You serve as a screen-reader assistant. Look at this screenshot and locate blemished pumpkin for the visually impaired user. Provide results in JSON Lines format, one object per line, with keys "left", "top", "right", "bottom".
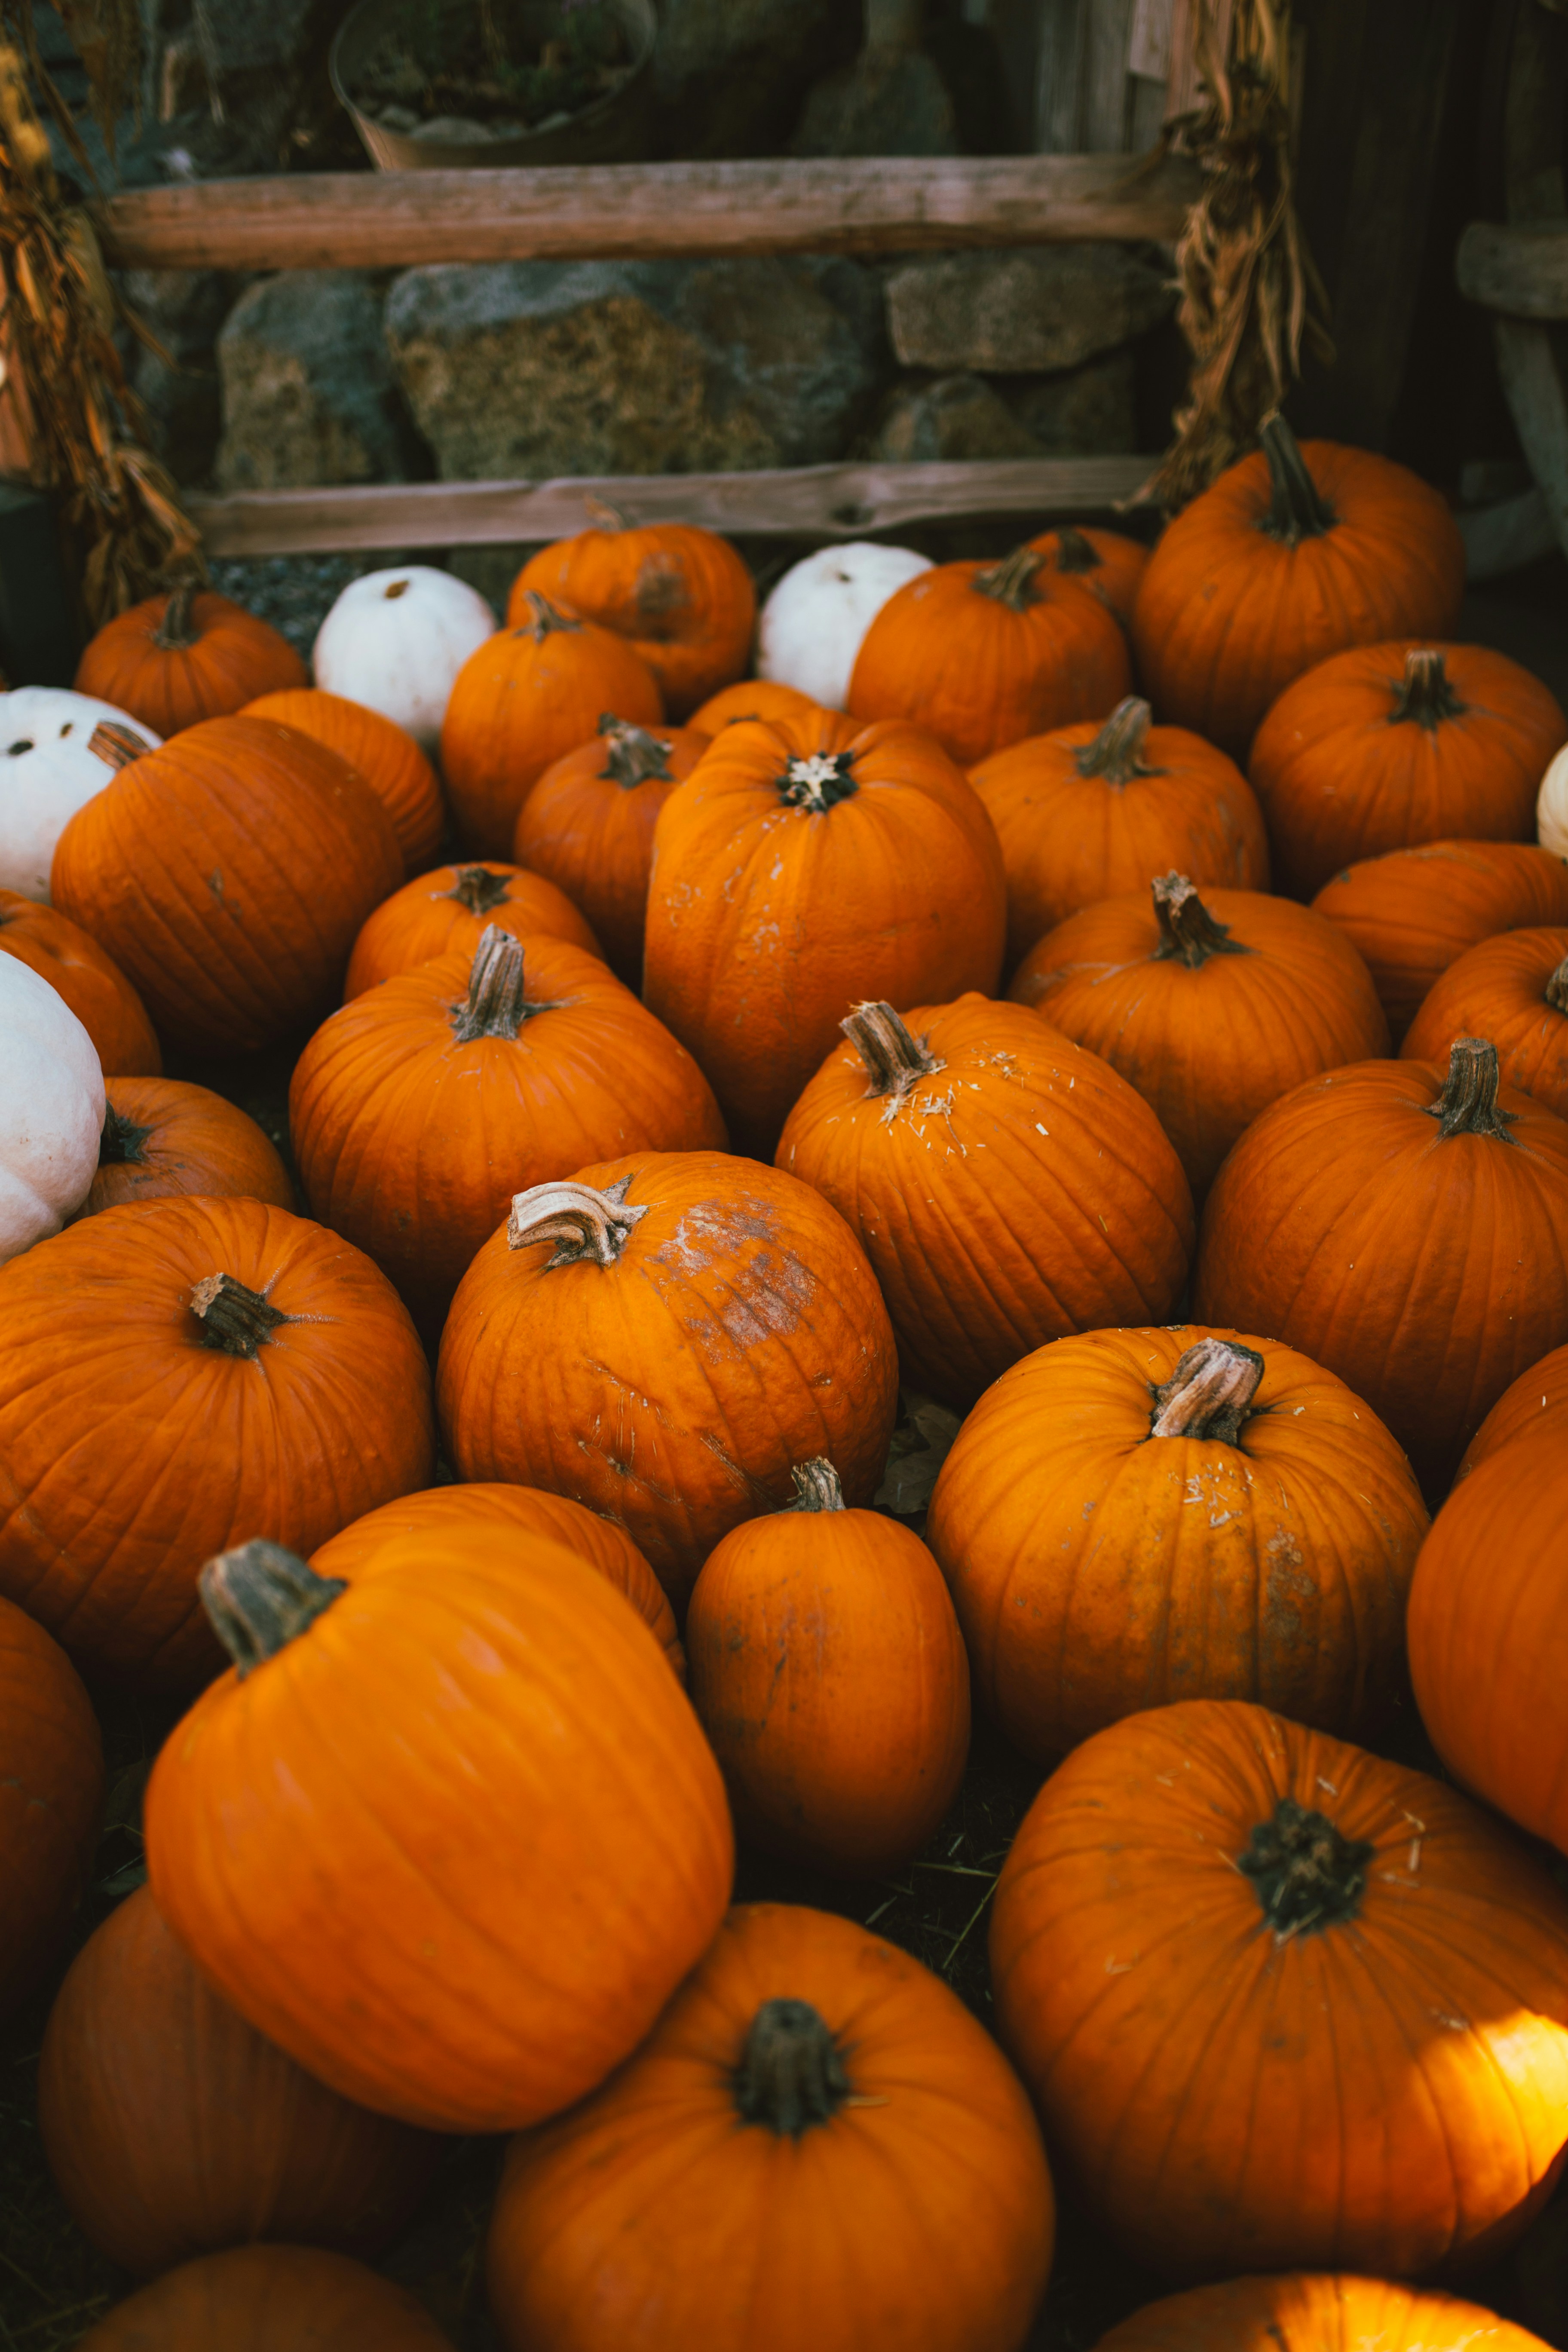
{"left": 241, "top": 687, "right": 445, "bottom": 874}
{"left": 848, "top": 541, "right": 1132, "bottom": 768}
{"left": 441, "top": 592, "right": 663, "bottom": 856}
{"left": 77, "top": 2246, "right": 456, "bottom": 2352}
{"left": 1249, "top": 641, "right": 1566, "bottom": 900}
{"left": 1401, "top": 926, "right": 1568, "bottom": 1118}
{"left": 1194, "top": 1037, "right": 1568, "bottom": 1492}
{"left": 0, "top": 686, "right": 159, "bottom": 901}
{"left": 925, "top": 1328, "right": 1427, "bottom": 1761}
{"left": 642, "top": 709, "right": 1008, "bottom": 1158}
{"left": 38, "top": 1885, "right": 443, "bottom": 2277}
{"left": 1457, "top": 1340, "right": 1568, "bottom": 1478}
{"left": 343, "top": 859, "right": 600, "bottom": 998}
{"left": 1131, "top": 416, "right": 1466, "bottom": 760}
{"left": 291, "top": 925, "right": 726, "bottom": 1335}
{"left": 971, "top": 698, "right": 1270, "bottom": 968}
{"left": 512, "top": 517, "right": 755, "bottom": 720}
{"left": 487, "top": 1903, "right": 1054, "bottom": 2352}
{"left": 776, "top": 998, "right": 1194, "bottom": 1408}
{"left": 438, "top": 1152, "right": 900, "bottom": 1609}
{"left": 1026, "top": 524, "right": 1148, "bottom": 630}
{"left": 1009, "top": 874, "right": 1389, "bottom": 1198}
{"left": 83, "top": 1077, "right": 294, "bottom": 1217}
{"left": 50, "top": 716, "right": 404, "bottom": 1056}
{"left": 685, "top": 1461, "right": 969, "bottom": 1875}
{"left": 0, "top": 956, "right": 105, "bottom": 1265}
{"left": 687, "top": 677, "right": 818, "bottom": 735}
{"left": 311, "top": 565, "right": 496, "bottom": 754}
{"left": 990, "top": 1700, "right": 1568, "bottom": 2279}
{"left": 1094, "top": 2274, "right": 1553, "bottom": 2352}
{"left": 0, "top": 888, "right": 159, "bottom": 1076}
{"left": 0, "top": 1595, "right": 103, "bottom": 2021}
{"left": 144, "top": 1528, "right": 733, "bottom": 2132}
{"left": 75, "top": 583, "right": 306, "bottom": 736}
{"left": 756, "top": 542, "right": 933, "bottom": 712}
{"left": 0, "top": 1196, "right": 434, "bottom": 1689}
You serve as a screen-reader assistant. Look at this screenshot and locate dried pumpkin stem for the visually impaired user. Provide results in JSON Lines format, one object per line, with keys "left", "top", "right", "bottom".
{"left": 446, "top": 865, "right": 512, "bottom": 917}
{"left": 98, "top": 1104, "right": 150, "bottom": 1167}
{"left": 450, "top": 924, "right": 557, "bottom": 1041}
{"left": 789, "top": 1459, "right": 846, "bottom": 1513}
{"left": 841, "top": 1000, "right": 944, "bottom": 1099}
{"left": 599, "top": 714, "right": 674, "bottom": 788}
{"left": 189, "top": 1272, "right": 288, "bottom": 1357}
{"left": 780, "top": 750, "right": 858, "bottom": 812}
{"left": 1258, "top": 413, "right": 1335, "bottom": 546}
{"left": 1149, "top": 1337, "right": 1265, "bottom": 1444}
{"left": 199, "top": 1540, "right": 347, "bottom": 1679}
{"left": 1425, "top": 1037, "right": 1516, "bottom": 1143}
{"left": 735, "top": 1998, "right": 851, "bottom": 2137}
{"left": 1547, "top": 956, "right": 1568, "bottom": 1015}
{"left": 508, "top": 1172, "right": 648, "bottom": 1267}
{"left": 973, "top": 544, "right": 1042, "bottom": 612}
{"left": 88, "top": 720, "right": 145, "bottom": 772}
{"left": 1047, "top": 525, "right": 1101, "bottom": 576}
{"left": 513, "top": 591, "right": 581, "bottom": 643}
{"left": 583, "top": 493, "right": 629, "bottom": 531}
{"left": 150, "top": 579, "right": 199, "bottom": 650}
{"left": 1075, "top": 698, "right": 1158, "bottom": 787}
{"left": 1237, "top": 1796, "right": 1373, "bottom": 1940}
{"left": 1389, "top": 649, "right": 1466, "bottom": 731}
{"left": 1151, "top": 873, "right": 1251, "bottom": 968}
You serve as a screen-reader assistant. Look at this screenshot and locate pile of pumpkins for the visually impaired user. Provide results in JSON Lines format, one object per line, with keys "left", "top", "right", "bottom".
{"left": 5, "top": 414, "right": 1568, "bottom": 2352}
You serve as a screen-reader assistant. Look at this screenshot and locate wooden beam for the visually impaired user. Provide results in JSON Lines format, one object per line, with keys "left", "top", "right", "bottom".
{"left": 1458, "top": 220, "right": 1568, "bottom": 319}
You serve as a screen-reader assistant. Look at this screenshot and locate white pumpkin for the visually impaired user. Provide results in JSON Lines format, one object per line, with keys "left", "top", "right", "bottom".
{"left": 312, "top": 565, "right": 496, "bottom": 751}
{"left": 756, "top": 541, "right": 934, "bottom": 710}
{"left": 0, "top": 688, "right": 161, "bottom": 902}
{"left": 0, "top": 959, "right": 105, "bottom": 1263}
{"left": 1538, "top": 742, "right": 1568, "bottom": 860}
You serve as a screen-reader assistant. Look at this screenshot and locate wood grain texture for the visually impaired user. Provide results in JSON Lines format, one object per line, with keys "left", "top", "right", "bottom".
{"left": 1461, "top": 221, "right": 1568, "bottom": 319}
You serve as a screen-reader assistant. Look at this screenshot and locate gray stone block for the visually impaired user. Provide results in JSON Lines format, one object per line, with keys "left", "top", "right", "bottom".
{"left": 216, "top": 270, "right": 421, "bottom": 490}
{"left": 885, "top": 244, "right": 1176, "bottom": 374}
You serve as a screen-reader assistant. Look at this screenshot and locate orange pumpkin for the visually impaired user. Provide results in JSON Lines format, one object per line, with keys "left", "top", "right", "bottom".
{"left": 1249, "top": 641, "right": 1566, "bottom": 900}
{"left": 487, "top": 1902, "right": 1054, "bottom": 2352}
{"left": 0, "top": 1594, "right": 102, "bottom": 2019}
{"left": 0, "top": 887, "right": 160, "bottom": 1075}
{"left": 440, "top": 593, "right": 663, "bottom": 856}
{"left": 242, "top": 687, "right": 445, "bottom": 874}
{"left": 971, "top": 698, "right": 1270, "bottom": 968}
{"left": 1027, "top": 522, "right": 1148, "bottom": 629}
{"left": 642, "top": 710, "right": 1007, "bottom": 1159}
{"left": 777, "top": 998, "right": 1194, "bottom": 1407}
{"left": 75, "top": 583, "right": 306, "bottom": 736}
{"left": 1131, "top": 418, "right": 1466, "bottom": 760}
{"left": 1010, "top": 874, "right": 1389, "bottom": 1198}
{"left": 688, "top": 677, "right": 818, "bottom": 735}
{"left": 84, "top": 1075, "right": 294, "bottom": 1216}
{"left": 848, "top": 542, "right": 1132, "bottom": 767}
{"left": 1096, "top": 2275, "right": 1552, "bottom": 2352}
{"left": 1457, "top": 1340, "right": 1568, "bottom": 1478}
{"left": 1401, "top": 926, "right": 1568, "bottom": 1118}
{"left": 77, "top": 2246, "right": 455, "bottom": 2352}
{"left": 343, "top": 859, "right": 601, "bottom": 999}
{"left": 511, "top": 517, "right": 756, "bottom": 720}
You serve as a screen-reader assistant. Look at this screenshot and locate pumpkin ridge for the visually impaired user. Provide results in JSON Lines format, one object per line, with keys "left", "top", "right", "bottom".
{"left": 734, "top": 1997, "right": 851, "bottom": 2136}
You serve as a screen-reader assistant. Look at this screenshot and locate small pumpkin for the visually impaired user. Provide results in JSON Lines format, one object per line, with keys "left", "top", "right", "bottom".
{"left": 1095, "top": 2275, "right": 1552, "bottom": 2352}
{"left": 0, "top": 957, "right": 104, "bottom": 1264}
{"left": 0, "top": 1594, "right": 103, "bottom": 2020}
{"left": 1131, "top": 416, "right": 1466, "bottom": 759}
{"left": 77, "top": 2246, "right": 456, "bottom": 2352}
{"left": 1457, "top": 1341, "right": 1568, "bottom": 1478}
{"left": 75, "top": 582, "right": 306, "bottom": 736}
{"left": 242, "top": 687, "right": 445, "bottom": 874}
{"left": 487, "top": 1902, "right": 1054, "bottom": 2352}
{"left": 512, "top": 515, "right": 755, "bottom": 720}
{"left": 83, "top": 1077, "right": 293, "bottom": 1217}
{"left": 1401, "top": 926, "right": 1568, "bottom": 1118}
{"left": 756, "top": 542, "right": 933, "bottom": 711}
{"left": 343, "top": 858, "right": 600, "bottom": 999}
{"left": 1027, "top": 523, "right": 1148, "bottom": 629}
{"left": 688, "top": 677, "right": 818, "bottom": 735}
{"left": 0, "top": 687, "right": 160, "bottom": 900}
{"left": 312, "top": 564, "right": 496, "bottom": 753}
{"left": 0, "top": 889, "right": 160, "bottom": 1076}
{"left": 971, "top": 697, "right": 1270, "bottom": 968}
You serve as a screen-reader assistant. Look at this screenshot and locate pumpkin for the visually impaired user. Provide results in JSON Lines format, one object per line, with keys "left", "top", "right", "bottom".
{"left": 512, "top": 714, "right": 710, "bottom": 987}
{"left": 776, "top": 998, "right": 1194, "bottom": 1408}
{"left": 642, "top": 710, "right": 1007, "bottom": 1158}
{"left": 75, "top": 583, "right": 306, "bottom": 736}
{"left": 1131, "top": 416, "right": 1466, "bottom": 760}
{"left": 0, "top": 1594, "right": 103, "bottom": 2019}
{"left": 1249, "top": 642, "right": 1566, "bottom": 900}
{"left": 1194, "top": 1038, "right": 1568, "bottom": 1492}
{"left": 50, "top": 716, "right": 403, "bottom": 1056}
{"left": 438, "top": 1151, "right": 900, "bottom": 1609}
{"left": 991, "top": 1698, "right": 1568, "bottom": 2279}
{"left": 848, "top": 542, "right": 1132, "bottom": 768}
{"left": 38, "top": 1884, "right": 442, "bottom": 2277}
{"left": 1457, "top": 1341, "right": 1568, "bottom": 1478}
{"left": 343, "top": 858, "right": 600, "bottom": 999}
{"left": 971, "top": 698, "right": 1270, "bottom": 968}
{"left": 0, "top": 888, "right": 160, "bottom": 1076}
{"left": 291, "top": 925, "right": 727, "bottom": 1336}
{"left": 1009, "top": 874, "right": 1389, "bottom": 1198}
{"left": 144, "top": 1527, "right": 733, "bottom": 2132}
{"left": 1026, "top": 523, "right": 1148, "bottom": 630}
{"left": 312, "top": 564, "right": 496, "bottom": 753}
{"left": 1311, "top": 840, "right": 1568, "bottom": 1044}
{"left": 77, "top": 2246, "right": 455, "bottom": 2352}
{"left": 83, "top": 1076, "right": 294, "bottom": 1216}
{"left": 1401, "top": 927, "right": 1568, "bottom": 1118}
{"left": 0, "top": 957, "right": 104, "bottom": 1263}
{"left": 926, "top": 1328, "right": 1426, "bottom": 1762}
{"left": 688, "top": 677, "right": 819, "bottom": 735}
{"left": 1094, "top": 2274, "right": 1552, "bottom": 2352}
{"left": 0, "top": 1195, "right": 434, "bottom": 1688}
{"left": 512, "top": 515, "right": 755, "bottom": 720}
{"left": 0, "top": 686, "right": 160, "bottom": 900}
{"left": 487, "top": 1902, "right": 1054, "bottom": 2352}
{"left": 756, "top": 542, "right": 933, "bottom": 711}
{"left": 242, "top": 687, "right": 444, "bottom": 873}
{"left": 686, "top": 1461, "right": 969, "bottom": 1875}
{"left": 1540, "top": 739, "right": 1568, "bottom": 858}
{"left": 441, "top": 593, "right": 664, "bottom": 856}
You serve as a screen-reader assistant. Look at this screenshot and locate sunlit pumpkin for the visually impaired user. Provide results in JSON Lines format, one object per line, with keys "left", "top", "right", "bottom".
{"left": 242, "top": 686, "right": 445, "bottom": 874}
{"left": 75, "top": 583, "right": 306, "bottom": 736}
{"left": 1401, "top": 926, "right": 1568, "bottom": 1119}
{"left": 0, "top": 888, "right": 159, "bottom": 1077}
{"left": 1096, "top": 2274, "right": 1552, "bottom": 2352}
{"left": 512, "top": 515, "right": 755, "bottom": 720}
{"left": 343, "top": 858, "right": 600, "bottom": 999}
{"left": 82, "top": 1076, "right": 293, "bottom": 1217}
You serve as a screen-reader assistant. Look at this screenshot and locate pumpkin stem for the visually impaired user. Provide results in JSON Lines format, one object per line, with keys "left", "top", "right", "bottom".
{"left": 1151, "top": 872, "right": 1252, "bottom": 968}
{"left": 1389, "top": 649, "right": 1466, "bottom": 731}
{"left": 445, "top": 865, "right": 513, "bottom": 917}
{"left": 88, "top": 720, "right": 146, "bottom": 772}
{"left": 789, "top": 1459, "right": 846, "bottom": 1512}
{"left": 450, "top": 924, "right": 560, "bottom": 1041}
{"left": 508, "top": 1171, "right": 648, "bottom": 1267}
{"left": 1425, "top": 1036, "right": 1517, "bottom": 1142}
{"left": 583, "top": 493, "right": 629, "bottom": 531}
{"left": 1257, "top": 413, "right": 1335, "bottom": 546}
{"left": 199, "top": 1539, "right": 347, "bottom": 1680}
{"left": 1238, "top": 1796, "right": 1373, "bottom": 1940}
{"left": 599, "top": 713, "right": 674, "bottom": 788}
{"left": 98, "top": 1103, "right": 150, "bottom": 1167}
{"left": 151, "top": 579, "right": 200, "bottom": 651}
{"left": 1047, "top": 525, "right": 1100, "bottom": 576}
{"left": 735, "top": 1998, "right": 851, "bottom": 2137}
{"left": 189, "top": 1272, "right": 289, "bottom": 1357}
{"left": 780, "top": 750, "right": 858, "bottom": 812}
{"left": 1547, "top": 955, "right": 1568, "bottom": 1014}
{"left": 513, "top": 591, "right": 581, "bottom": 643}
{"left": 1149, "top": 1337, "right": 1265, "bottom": 1443}
{"left": 841, "top": 1000, "right": 945, "bottom": 1099}
{"left": 1075, "top": 697, "right": 1158, "bottom": 786}
{"left": 973, "top": 544, "right": 1042, "bottom": 612}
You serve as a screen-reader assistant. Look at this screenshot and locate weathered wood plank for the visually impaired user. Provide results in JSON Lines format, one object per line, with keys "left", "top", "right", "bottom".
{"left": 1458, "top": 220, "right": 1568, "bottom": 320}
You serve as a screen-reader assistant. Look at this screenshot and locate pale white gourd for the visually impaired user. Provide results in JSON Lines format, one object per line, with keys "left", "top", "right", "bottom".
{"left": 0, "top": 689, "right": 161, "bottom": 902}
{"left": 312, "top": 566, "right": 496, "bottom": 751}
{"left": 0, "top": 959, "right": 105, "bottom": 1262}
{"left": 1538, "top": 743, "right": 1568, "bottom": 860}
{"left": 757, "top": 542, "right": 933, "bottom": 711}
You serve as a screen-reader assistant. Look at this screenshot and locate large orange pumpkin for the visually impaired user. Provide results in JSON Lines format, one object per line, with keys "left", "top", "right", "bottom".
{"left": 84, "top": 1076, "right": 293, "bottom": 1216}
{"left": 1131, "top": 418, "right": 1466, "bottom": 760}
{"left": 0, "top": 889, "right": 161, "bottom": 1075}
{"left": 487, "top": 1902, "right": 1054, "bottom": 2352}
{"left": 642, "top": 709, "right": 1007, "bottom": 1158}
{"left": 242, "top": 687, "right": 445, "bottom": 874}
{"left": 75, "top": 583, "right": 306, "bottom": 736}
{"left": 1027, "top": 523, "right": 1148, "bottom": 630}
{"left": 1249, "top": 641, "right": 1566, "bottom": 900}
{"left": 991, "top": 1699, "right": 1568, "bottom": 2279}
{"left": 1010, "top": 874, "right": 1389, "bottom": 1197}
{"left": 1095, "top": 2275, "right": 1552, "bottom": 2352}
{"left": 688, "top": 677, "right": 817, "bottom": 735}
{"left": 970, "top": 698, "right": 1270, "bottom": 968}
{"left": 0, "top": 1594, "right": 103, "bottom": 2019}
{"left": 438, "top": 1151, "right": 900, "bottom": 1609}
{"left": 0, "top": 1196, "right": 434, "bottom": 1688}
{"left": 1401, "top": 926, "right": 1568, "bottom": 1118}
{"left": 343, "top": 858, "right": 600, "bottom": 998}
{"left": 144, "top": 1525, "right": 733, "bottom": 2132}
{"left": 77, "top": 2246, "right": 455, "bottom": 2352}
{"left": 926, "top": 1328, "right": 1426, "bottom": 1761}
{"left": 511, "top": 517, "right": 756, "bottom": 720}
{"left": 1457, "top": 1340, "right": 1568, "bottom": 1478}
{"left": 776, "top": 998, "right": 1194, "bottom": 1407}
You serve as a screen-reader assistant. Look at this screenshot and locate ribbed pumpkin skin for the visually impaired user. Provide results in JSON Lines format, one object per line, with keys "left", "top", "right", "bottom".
{"left": 242, "top": 688, "right": 445, "bottom": 874}
{"left": 688, "top": 678, "right": 816, "bottom": 735}
{"left": 77, "top": 2246, "right": 455, "bottom": 2352}
{"left": 642, "top": 711, "right": 1007, "bottom": 1158}
{"left": 1402, "top": 927, "right": 1568, "bottom": 1117}
{"left": 50, "top": 717, "right": 404, "bottom": 1056}
{"left": 75, "top": 591, "right": 306, "bottom": 736}
{"left": 990, "top": 1701, "right": 1568, "bottom": 2280}
{"left": 1096, "top": 2274, "right": 1552, "bottom": 2352}
{"left": 1249, "top": 641, "right": 1566, "bottom": 900}
{"left": 1458, "top": 1340, "right": 1568, "bottom": 1477}
{"left": 38, "top": 1886, "right": 443, "bottom": 2277}
{"left": 1010, "top": 887, "right": 1390, "bottom": 1198}
{"left": 487, "top": 1903, "right": 1054, "bottom": 2352}
{"left": 0, "top": 1596, "right": 103, "bottom": 2020}
{"left": 0, "top": 1197, "right": 434, "bottom": 1689}
{"left": 1028, "top": 524, "right": 1148, "bottom": 628}
{"left": 0, "top": 890, "right": 161, "bottom": 1076}
{"left": 512, "top": 524, "right": 756, "bottom": 720}
{"left": 85, "top": 1077, "right": 294, "bottom": 1216}
{"left": 343, "top": 860, "right": 600, "bottom": 998}
{"left": 926, "top": 1326, "right": 1426, "bottom": 1761}
{"left": 776, "top": 1001, "right": 1194, "bottom": 1408}
{"left": 438, "top": 1151, "right": 900, "bottom": 1608}
{"left": 145, "top": 1526, "right": 734, "bottom": 2133}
